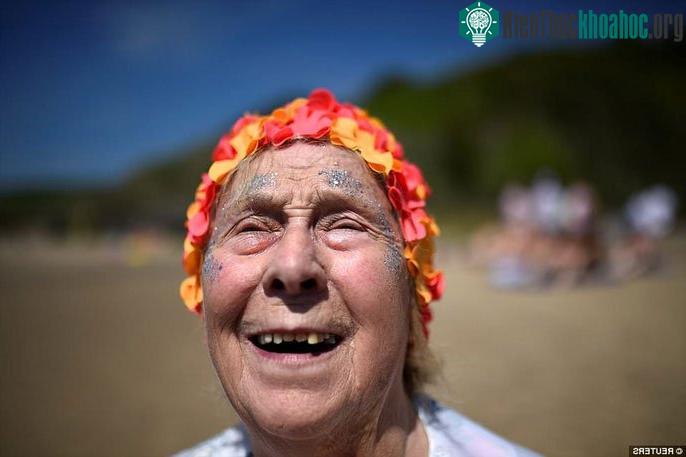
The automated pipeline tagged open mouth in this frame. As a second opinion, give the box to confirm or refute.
[249,332,342,355]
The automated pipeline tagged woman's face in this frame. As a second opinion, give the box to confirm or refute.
[201,142,411,439]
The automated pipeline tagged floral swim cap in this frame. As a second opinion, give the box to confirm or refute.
[180,89,444,337]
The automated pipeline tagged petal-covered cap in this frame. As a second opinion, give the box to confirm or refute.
[181,89,443,337]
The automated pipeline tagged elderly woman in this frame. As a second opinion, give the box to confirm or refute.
[176,90,540,457]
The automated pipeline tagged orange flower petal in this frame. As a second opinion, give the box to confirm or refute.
[183,238,201,275]
[180,275,203,311]
[392,158,404,172]
[270,108,291,124]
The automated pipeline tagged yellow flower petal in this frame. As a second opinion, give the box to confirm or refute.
[284,98,307,117]
[229,132,255,158]
[229,120,263,158]
[416,283,432,307]
[186,202,200,220]
[416,184,427,200]
[356,129,375,152]
[360,149,393,175]
[369,116,387,130]
[208,159,239,184]
[424,217,440,237]
[353,106,369,118]
[183,236,195,254]
[243,119,263,139]
[355,130,392,175]
[404,245,420,275]
[329,117,358,149]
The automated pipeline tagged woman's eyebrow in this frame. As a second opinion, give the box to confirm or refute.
[220,169,392,226]
[316,168,388,219]
[232,191,286,215]
[313,185,391,231]
[226,172,278,207]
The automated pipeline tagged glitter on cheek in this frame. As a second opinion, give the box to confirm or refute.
[379,216,404,276]
[201,253,224,287]
[368,200,403,275]
[383,243,404,276]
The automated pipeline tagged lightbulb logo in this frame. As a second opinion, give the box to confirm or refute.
[459,1,500,47]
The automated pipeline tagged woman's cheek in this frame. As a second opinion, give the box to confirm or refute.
[327,244,395,316]
[320,229,365,251]
[203,250,265,316]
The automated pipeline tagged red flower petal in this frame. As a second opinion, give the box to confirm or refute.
[374,128,388,151]
[427,271,444,300]
[401,208,428,242]
[188,210,209,241]
[290,106,332,138]
[387,186,406,213]
[212,134,237,161]
[308,88,337,111]
[420,307,433,338]
[403,163,424,192]
[356,117,375,134]
[334,103,356,118]
[264,120,294,146]
[391,142,405,159]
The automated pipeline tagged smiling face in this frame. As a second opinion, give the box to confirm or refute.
[201,141,413,441]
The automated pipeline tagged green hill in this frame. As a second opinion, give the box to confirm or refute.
[1,41,683,234]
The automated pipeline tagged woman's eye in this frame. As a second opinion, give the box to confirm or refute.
[238,225,263,233]
[235,220,271,234]
[329,219,363,231]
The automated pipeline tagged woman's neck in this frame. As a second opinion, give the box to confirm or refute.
[248,386,428,457]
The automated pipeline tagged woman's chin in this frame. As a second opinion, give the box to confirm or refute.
[243,388,348,439]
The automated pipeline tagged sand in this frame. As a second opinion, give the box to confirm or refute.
[1,235,684,456]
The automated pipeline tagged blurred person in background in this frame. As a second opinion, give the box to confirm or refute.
[609,185,678,280]
[174,90,541,456]
[544,182,600,286]
[471,175,600,289]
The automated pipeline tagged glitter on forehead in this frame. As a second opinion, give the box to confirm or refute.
[318,169,364,196]
[246,171,277,194]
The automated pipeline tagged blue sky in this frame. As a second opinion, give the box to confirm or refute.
[1,0,683,190]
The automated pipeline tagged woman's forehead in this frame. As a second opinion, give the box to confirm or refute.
[227,142,385,199]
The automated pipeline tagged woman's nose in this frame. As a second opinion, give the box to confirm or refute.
[262,225,326,297]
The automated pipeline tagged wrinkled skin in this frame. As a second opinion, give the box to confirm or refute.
[201,142,428,456]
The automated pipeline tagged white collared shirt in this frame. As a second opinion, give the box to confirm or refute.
[174,395,542,457]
